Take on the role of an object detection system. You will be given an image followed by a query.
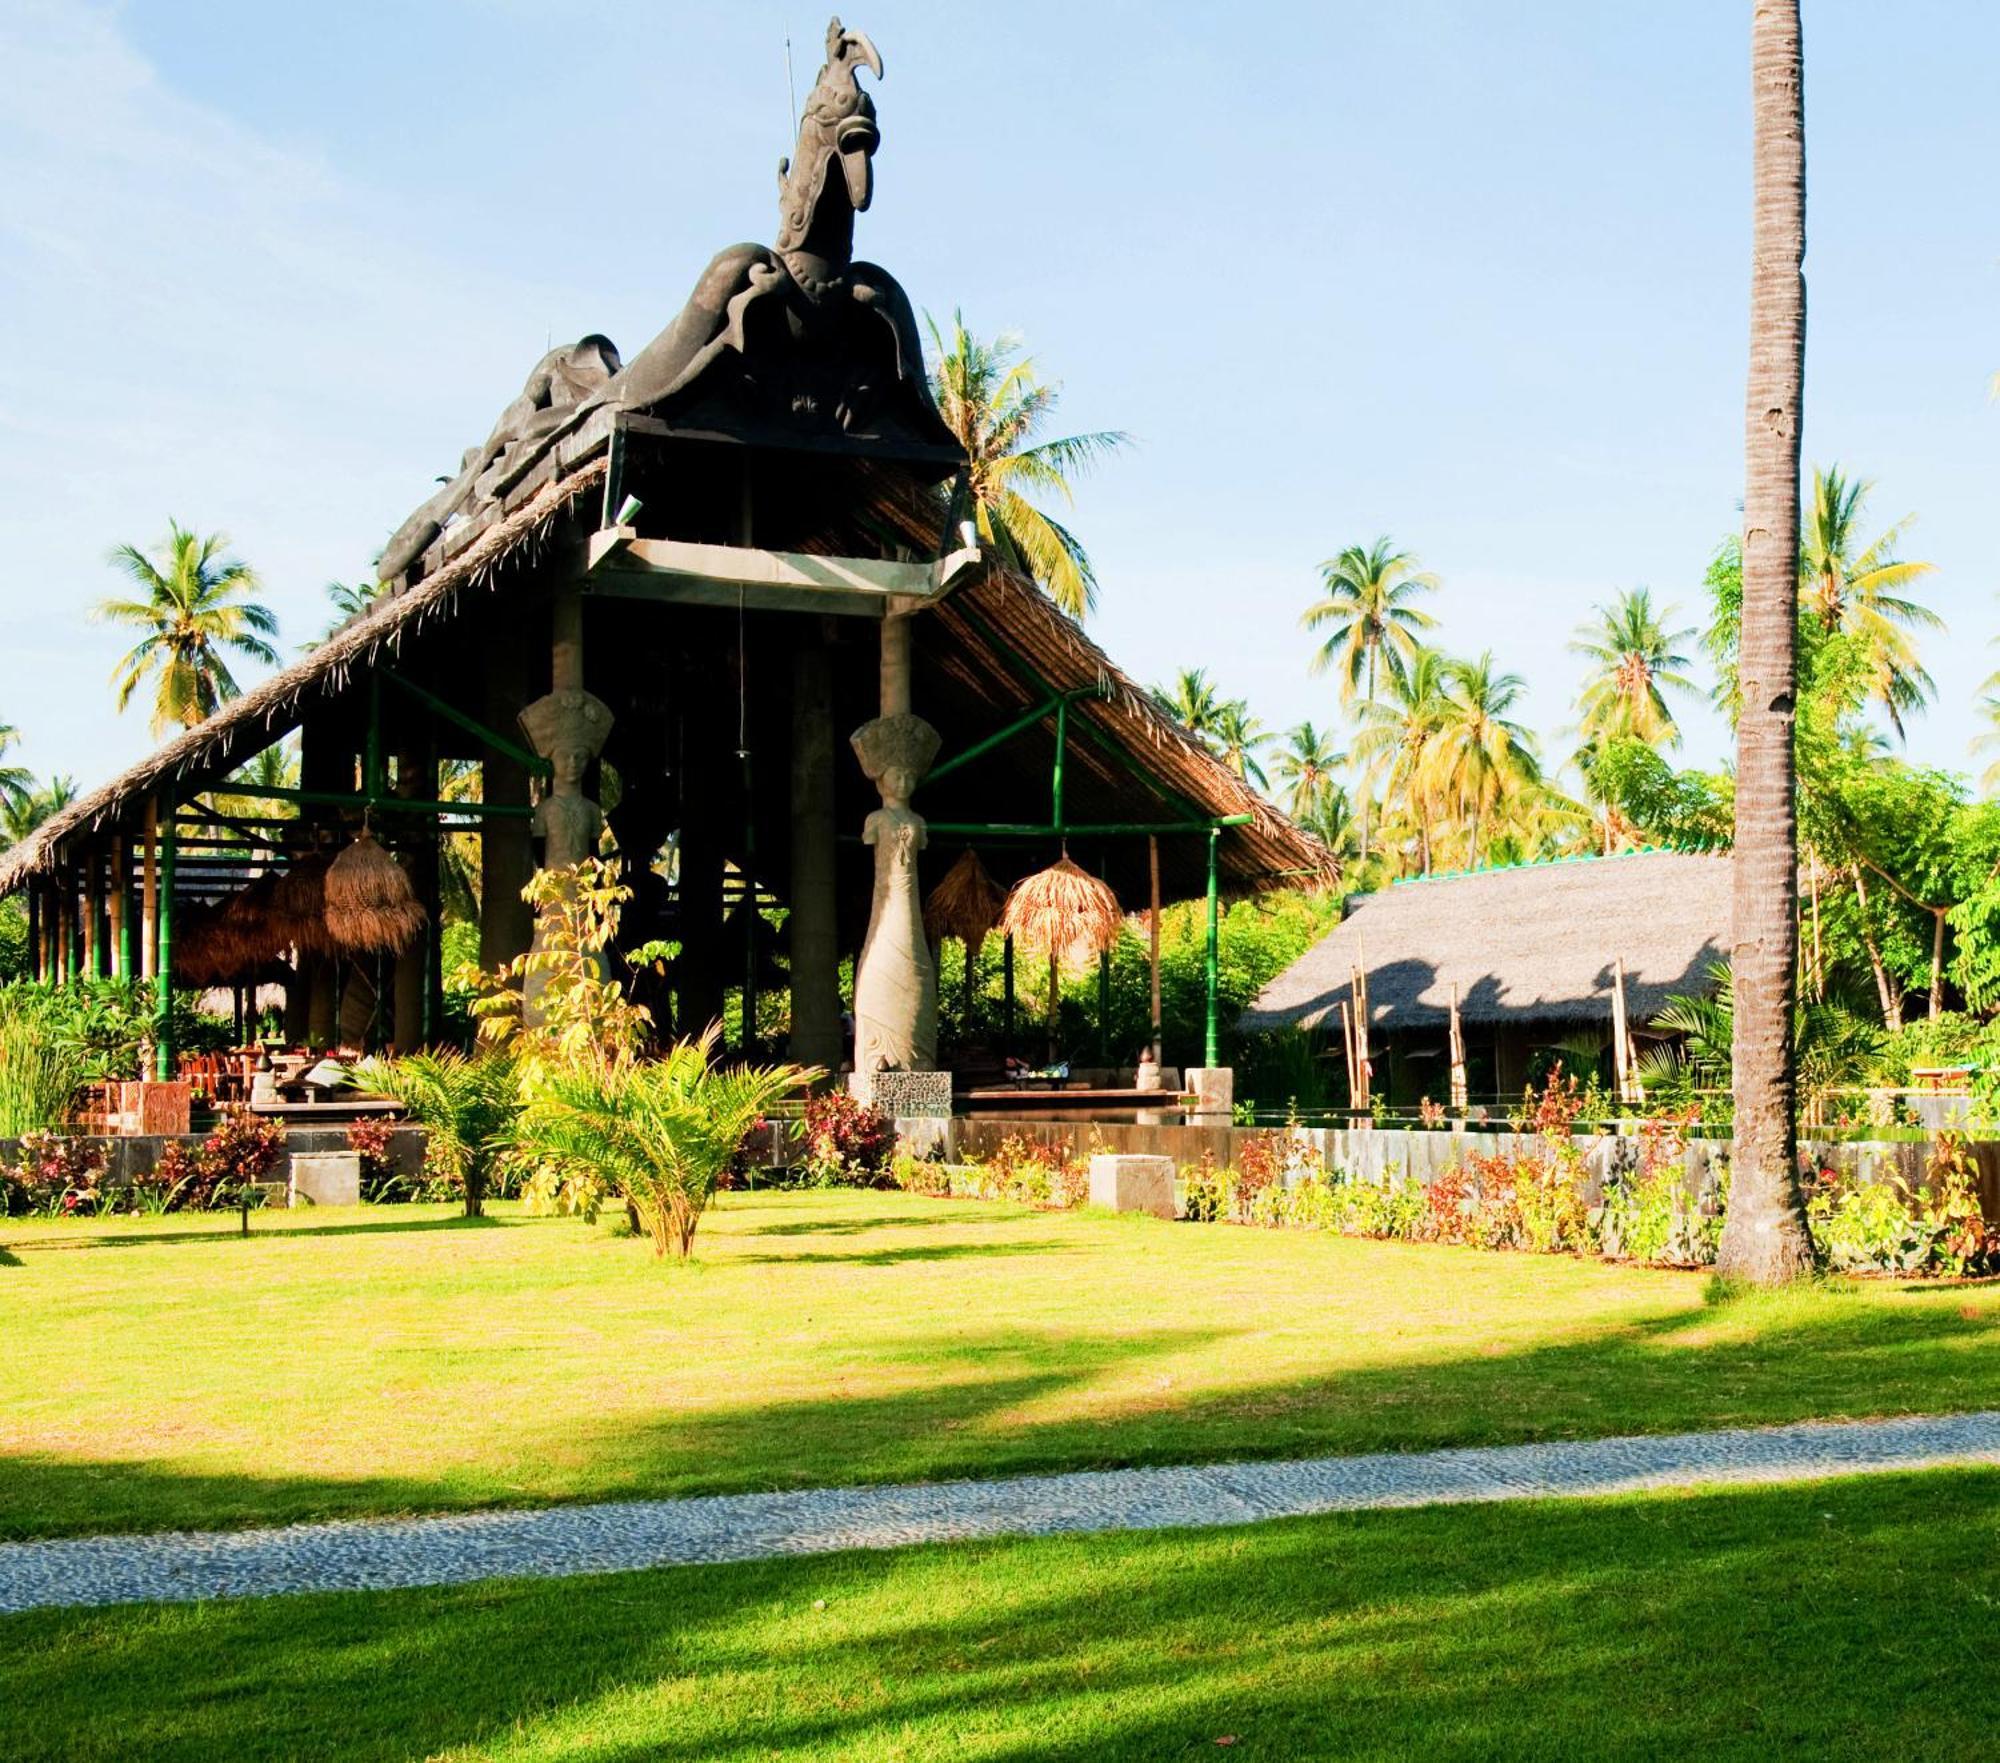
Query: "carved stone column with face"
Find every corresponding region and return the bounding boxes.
[518,687,614,1015]
[850,711,941,1072]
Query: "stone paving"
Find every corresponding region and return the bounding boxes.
[3,1411,1994,1616]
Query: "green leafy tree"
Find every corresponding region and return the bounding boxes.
[95,523,279,735]
[522,1028,812,1260]
[347,1048,522,1218]
[926,312,1129,618]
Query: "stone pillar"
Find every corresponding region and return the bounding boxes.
[788,630,842,1071]
[675,656,726,1038]
[480,619,535,974]
[392,744,436,1052]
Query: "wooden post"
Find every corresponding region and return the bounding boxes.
[1611,956,1631,1106]
[1002,932,1015,1061]
[1147,835,1163,1064]
[787,631,842,1070]
[110,840,130,981]
[1350,950,1372,1113]
[1449,982,1468,1114]
[25,883,39,984]
[154,808,176,1078]
[1339,1000,1357,1111]
[83,848,102,980]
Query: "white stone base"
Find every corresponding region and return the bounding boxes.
[1185,1067,1234,1118]
[1088,1153,1178,1220]
[289,1152,361,1208]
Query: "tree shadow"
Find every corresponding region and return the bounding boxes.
[732,1239,1078,1268]
[732,1206,1009,1239]
[0,1468,1989,1762]
[9,1214,508,1254]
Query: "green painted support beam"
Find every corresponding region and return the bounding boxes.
[155,813,176,1080]
[926,814,1254,840]
[1052,697,1068,828]
[1204,826,1221,1069]
[927,692,1066,783]
[382,670,551,779]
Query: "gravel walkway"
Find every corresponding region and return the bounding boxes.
[5,1411,1995,1615]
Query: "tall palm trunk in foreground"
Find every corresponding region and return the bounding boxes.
[1719,0,1814,1284]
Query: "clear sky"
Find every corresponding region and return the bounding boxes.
[2,0,1994,794]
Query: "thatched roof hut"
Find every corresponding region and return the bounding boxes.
[1242,850,1730,1037]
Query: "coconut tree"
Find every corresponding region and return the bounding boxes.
[1434,653,1540,866]
[1302,539,1438,858]
[1152,668,1227,753]
[1801,465,1940,735]
[1353,646,1451,874]
[1273,722,1344,821]
[95,523,279,735]
[0,722,30,816]
[1571,589,1699,747]
[1719,0,1814,1285]
[1211,700,1270,789]
[303,580,384,652]
[926,312,1129,619]
[0,776,75,850]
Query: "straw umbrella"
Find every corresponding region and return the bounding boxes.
[324,828,426,955]
[998,854,1121,1064]
[925,848,1006,1025]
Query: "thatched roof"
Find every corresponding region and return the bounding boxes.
[0,435,1329,904]
[1240,850,1731,1035]
[0,460,606,892]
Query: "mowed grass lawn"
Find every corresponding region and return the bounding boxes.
[2,1189,1997,1540]
[3,1471,1995,1761]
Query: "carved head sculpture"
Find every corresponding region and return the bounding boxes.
[852,712,939,808]
[776,17,883,269]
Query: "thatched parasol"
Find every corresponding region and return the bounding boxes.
[324,830,427,955]
[271,852,335,957]
[924,848,1005,949]
[998,855,1121,973]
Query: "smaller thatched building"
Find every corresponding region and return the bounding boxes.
[1242,850,1731,1103]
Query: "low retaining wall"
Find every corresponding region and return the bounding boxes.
[936,1119,2000,1222]
[0,1128,430,1192]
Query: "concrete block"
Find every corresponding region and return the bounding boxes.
[1089,1153,1178,1220]
[289,1152,361,1208]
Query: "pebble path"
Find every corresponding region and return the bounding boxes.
[4,1411,1994,1616]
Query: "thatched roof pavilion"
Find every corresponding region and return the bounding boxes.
[2,18,1327,1081]
[1242,851,1729,1098]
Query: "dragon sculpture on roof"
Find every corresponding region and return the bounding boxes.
[377,18,951,586]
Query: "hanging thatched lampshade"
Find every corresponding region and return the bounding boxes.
[271,852,335,956]
[924,847,1006,949]
[324,830,427,955]
[998,855,1122,975]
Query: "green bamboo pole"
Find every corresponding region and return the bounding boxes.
[1052,697,1068,828]
[154,815,176,1079]
[1203,825,1221,1069]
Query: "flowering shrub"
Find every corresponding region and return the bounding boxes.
[346,1117,403,1201]
[797,1091,895,1188]
[1,1132,109,1216]
[1805,1134,1998,1278]
[895,1134,1088,1209]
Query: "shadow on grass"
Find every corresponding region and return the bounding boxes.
[0,1469,1992,1762]
[9,1214,508,1253]
[732,1238,1078,1268]
[731,1207,1009,1239]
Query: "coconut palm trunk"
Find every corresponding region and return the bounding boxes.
[1718,0,1814,1284]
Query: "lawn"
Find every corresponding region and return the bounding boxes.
[2,1469,1994,1760]
[3,1189,1996,1541]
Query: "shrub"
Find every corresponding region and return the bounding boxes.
[0,992,87,1137]
[796,1090,895,1188]
[349,1049,523,1218]
[1805,1137,1998,1278]
[1179,1152,1234,1223]
[346,1116,403,1202]
[1,1131,108,1216]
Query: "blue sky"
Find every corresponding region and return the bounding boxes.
[2,0,1994,794]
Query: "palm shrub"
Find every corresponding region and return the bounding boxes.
[523,1027,812,1260]
[348,1049,521,1218]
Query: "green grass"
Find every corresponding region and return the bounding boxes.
[2,1190,1996,1540]
[3,1471,1994,1760]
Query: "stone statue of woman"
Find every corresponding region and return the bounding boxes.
[851,712,940,1072]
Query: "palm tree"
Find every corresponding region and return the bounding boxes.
[1210,701,1270,789]
[1570,589,1699,747]
[1719,0,1813,1286]
[1,776,76,850]
[1434,652,1540,866]
[1353,646,1451,874]
[926,312,1129,618]
[0,722,30,815]
[347,1048,521,1219]
[1303,539,1438,859]
[95,523,279,735]
[303,580,383,652]
[1801,465,1940,735]
[1972,679,2000,795]
[1272,722,1344,821]
[521,1028,812,1260]
[1152,668,1227,753]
